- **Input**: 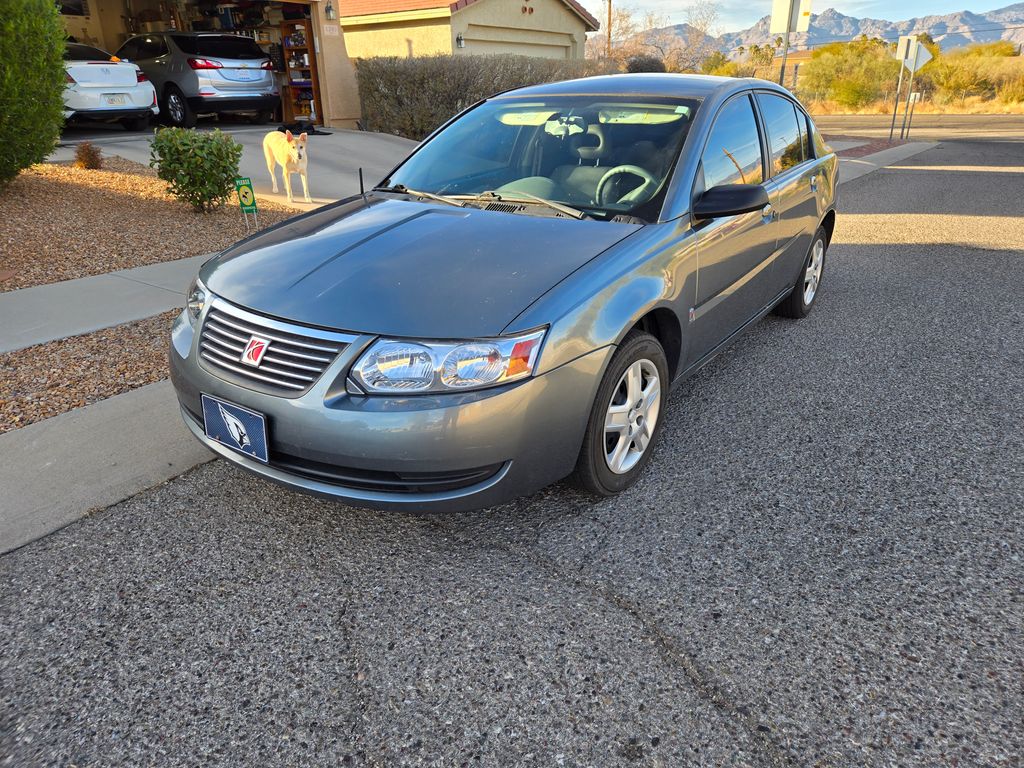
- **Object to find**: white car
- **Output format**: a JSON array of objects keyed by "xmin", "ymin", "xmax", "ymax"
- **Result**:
[{"xmin": 64, "ymin": 42, "xmax": 159, "ymax": 131}]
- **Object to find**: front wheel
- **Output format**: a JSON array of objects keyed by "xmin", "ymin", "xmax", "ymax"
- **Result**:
[
  {"xmin": 571, "ymin": 331, "xmax": 668, "ymax": 496},
  {"xmin": 774, "ymin": 225, "xmax": 827, "ymax": 319}
]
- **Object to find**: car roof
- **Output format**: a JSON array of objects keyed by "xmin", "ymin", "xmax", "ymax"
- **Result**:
[{"xmin": 500, "ymin": 73, "xmax": 790, "ymax": 102}]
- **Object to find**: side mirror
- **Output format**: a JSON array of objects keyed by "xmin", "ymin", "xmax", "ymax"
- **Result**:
[{"xmin": 692, "ymin": 184, "xmax": 770, "ymax": 219}]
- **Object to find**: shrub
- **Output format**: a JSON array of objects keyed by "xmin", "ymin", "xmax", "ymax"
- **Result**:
[
  {"xmin": 0, "ymin": 0, "xmax": 66, "ymax": 188},
  {"xmin": 73, "ymin": 141, "xmax": 102, "ymax": 170},
  {"xmin": 626, "ymin": 54, "xmax": 666, "ymax": 73},
  {"xmin": 149, "ymin": 128, "xmax": 243, "ymax": 212},
  {"xmin": 797, "ymin": 37, "xmax": 899, "ymax": 107},
  {"xmin": 355, "ymin": 54, "xmax": 615, "ymax": 140}
]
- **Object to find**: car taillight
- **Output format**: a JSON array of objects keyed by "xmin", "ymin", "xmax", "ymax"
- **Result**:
[
  {"xmin": 260, "ymin": 60, "xmax": 273, "ymax": 70},
  {"xmin": 187, "ymin": 58, "xmax": 222, "ymax": 70},
  {"xmin": 137, "ymin": 70, "xmax": 148, "ymax": 82},
  {"xmin": 65, "ymin": 72, "xmax": 76, "ymax": 84}
]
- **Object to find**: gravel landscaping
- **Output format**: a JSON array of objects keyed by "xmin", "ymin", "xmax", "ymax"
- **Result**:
[
  {"xmin": 0, "ymin": 157, "xmax": 297, "ymax": 292},
  {"xmin": 0, "ymin": 310, "xmax": 177, "ymax": 433}
]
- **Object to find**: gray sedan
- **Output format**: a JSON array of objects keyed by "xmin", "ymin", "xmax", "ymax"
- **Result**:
[{"xmin": 170, "ymin": 74, "xmax": 838, "ymax": 511}]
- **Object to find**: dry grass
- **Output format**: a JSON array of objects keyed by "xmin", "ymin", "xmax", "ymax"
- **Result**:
[
  {"xmin": 806, "ymin": 97, "xmax": 1024, "ymax": 116},
  {"xmin": 0, "ymin": 157, "xmax": 297, "ymax": 292},
  {"xmin": 0, "ymin": 310, "xmax": 178, "ymax": 433}
]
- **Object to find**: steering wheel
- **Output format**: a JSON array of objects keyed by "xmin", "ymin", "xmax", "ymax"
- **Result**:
[{"xmin": 595, "ymin": 165, "xmax": 658, "ymax": 206}]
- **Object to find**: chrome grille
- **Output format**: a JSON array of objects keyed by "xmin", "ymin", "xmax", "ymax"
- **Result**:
[{"xmin": 198, "ymin": 301, "xmax": 353, "ymax": 397}]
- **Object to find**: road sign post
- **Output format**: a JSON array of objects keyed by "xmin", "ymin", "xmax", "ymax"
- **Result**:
[
  {"xmin": 899, "ymin": 44, "xmax": 932, "ymax": 140},
  {"xmin": 234, "ymin": 177, "xmax": 259, "ymax": 232},
  {"xmin": 771, "ymin": 0, "xmax": 811, "ymax": 86}
]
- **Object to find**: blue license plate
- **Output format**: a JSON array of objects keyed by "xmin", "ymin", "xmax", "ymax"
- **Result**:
[{"xmin": 201, "ymin": 394, "xmax": 269, "ymax": 463}]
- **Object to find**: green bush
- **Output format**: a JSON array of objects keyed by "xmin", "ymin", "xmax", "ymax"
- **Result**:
[
  {"xmin": 0, "ymin": 0, "xmax": 66, "ymax": 187},
  {"xmin": 798, "ymin": 37, "xmax": 899, "ymax": 107},
  {"xmin": 149, "ymin": 128, "xmax": 243, "ymax": 212},
  {"xmin": 355, "ymin": 54, "xmax": 615, "ymax": 140}
]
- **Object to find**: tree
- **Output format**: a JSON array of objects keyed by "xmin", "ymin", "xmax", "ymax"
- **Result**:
[
  {"xmin": 587, "ymin": 1, "xmax": 720, "ymax": 73},
  {"xmin": 0, "ymin": 0, "xmax": 66, "ymax": 187},
  {"xmin": 627, "ymin": 54, "xmax": 666, "ymax": 73}
]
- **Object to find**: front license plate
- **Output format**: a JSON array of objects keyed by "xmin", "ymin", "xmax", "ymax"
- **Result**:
[
  {"xmin": 201, "ymin": 394, "xmax": 269, "ymax": 463},
  {"xmin": 103, "ymin": 93, "xmax": 127, "ymax": 106}
]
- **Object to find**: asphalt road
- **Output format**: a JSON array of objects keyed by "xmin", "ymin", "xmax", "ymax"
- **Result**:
[
  {"xmin": 3, "ymin": 140, "xmax": 1022, "ymax": 767},
  {"xmin": 814, "ymin": 113, "xmax": 1024, "ymax": 141}
]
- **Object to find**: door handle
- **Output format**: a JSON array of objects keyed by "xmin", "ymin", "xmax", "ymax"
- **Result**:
[
  {"xmin": 761, "ymin": 203, "xmax": 774, "ymax": 220},
  {"xmin": 810, "ymin": 174, "xmax": 818, "ymax": 191}
]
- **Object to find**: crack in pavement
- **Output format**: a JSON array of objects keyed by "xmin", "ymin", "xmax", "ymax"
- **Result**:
[{"xmin": 422, "ymin": 515, "xmax": 798, "ymax": 768}]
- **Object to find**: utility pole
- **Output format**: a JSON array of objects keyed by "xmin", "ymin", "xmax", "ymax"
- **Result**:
[
  {"xmin": 606, "ymin": 0, "xmax": 612, "ymax": 60},
  {"xmin": 778, "ymin": 26, "xmax": 791, "ymax": 85}
]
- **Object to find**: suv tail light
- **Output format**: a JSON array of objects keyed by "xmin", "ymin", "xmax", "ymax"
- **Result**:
[
  {"xmin": 260, "ymin": 60, "xmax": 274, "ymax": 70},
  {"xmin": 187, "ymin": 58, "xmax": 222, "ymax": 70},
  {"xmin": 136, "ymin": 70, "xmax": 148, "ymax": 82},
  {"xmin": 65, "ymin": 72, "xmax": 76, "ymax": 84}
]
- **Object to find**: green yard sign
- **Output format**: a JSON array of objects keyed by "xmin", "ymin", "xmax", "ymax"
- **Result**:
[{"xmin": 235, "ymin": 177, "xmax": 257, "ymax": 213}]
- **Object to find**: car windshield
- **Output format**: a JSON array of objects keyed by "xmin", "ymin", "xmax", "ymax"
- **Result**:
[
  {"xmin": 65, "ymin": 43, "xmax": 112, "ymax": 60},
  {"xmin": 172, "ymin": 35, "xmax": 265, "ymax": 59},
  {"xmin": 384, "ymin": 95, "xmax": 703, "ymax": 221}
]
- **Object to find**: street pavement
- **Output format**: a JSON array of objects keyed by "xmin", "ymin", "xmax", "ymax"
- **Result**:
[
  {"xmin": 814, "ymin": 113, "xmax": 1024, "ymax": 142},
  {"xmin": 3, "ymin": 140, "xmax": 1021, "ymax": 766}
]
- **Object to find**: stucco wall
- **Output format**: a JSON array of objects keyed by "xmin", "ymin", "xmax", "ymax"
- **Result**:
[
  {"xmin": 341, "ymin": 17, "xmax": 453, "ymax": 59},
  {"xmin": 450, "ymin": 0, "xmax": 587, "ymax": 59}
]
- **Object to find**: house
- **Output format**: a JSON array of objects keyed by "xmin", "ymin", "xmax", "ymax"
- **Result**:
[{"xmin": 339, "ymin": 0, "xmax": 599, "ymax": 59}]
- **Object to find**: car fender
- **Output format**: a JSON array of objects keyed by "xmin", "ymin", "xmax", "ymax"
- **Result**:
[{"xmin": 505, "ymin": 221, "xmax": 699, "ymax": 379}]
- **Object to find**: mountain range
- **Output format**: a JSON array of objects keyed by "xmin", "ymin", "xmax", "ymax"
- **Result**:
[{"xmin": 652, "ymin": 3, "xmax": 1024, "ymax": 53}]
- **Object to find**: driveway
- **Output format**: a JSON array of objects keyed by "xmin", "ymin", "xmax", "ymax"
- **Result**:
[
  {"xmin": 55, "ymin": 121, "xmax": 416, "ymax": 208},
  {"xmin": 5, "ymin": 140, "xmax": 1021, "ymax": 766}
]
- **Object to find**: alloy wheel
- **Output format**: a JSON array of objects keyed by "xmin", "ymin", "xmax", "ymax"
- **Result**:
[
  {"xmin": 604, "ymin": 358, "xmax": 661, "ymax": 475},
  {"xmin": 804, "ymin": 238, "xmax": 824, "ymax": 305},
  {"xmin": 167, "ymin": 93, "xmax": 185, "ymax": 125}
]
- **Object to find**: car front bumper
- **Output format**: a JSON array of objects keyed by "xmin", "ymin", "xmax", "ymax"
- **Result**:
[{"xmin": 169, "ymin": 310, "xmax": 611, "ymax": 512}]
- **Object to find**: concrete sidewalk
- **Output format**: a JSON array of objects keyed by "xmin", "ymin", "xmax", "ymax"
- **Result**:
[
  {"xmin": 0, "ymin": 380, "xmax": 211, "ymax": 554},
  {"xmin": 0, "ymin": 254, "xmax": 208, "ymax": 354}
]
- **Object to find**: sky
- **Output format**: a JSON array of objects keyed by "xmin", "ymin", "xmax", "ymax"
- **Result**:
[{"xmin": 577, "ymin": 1, "xmax": 1007, "ymax": 33}]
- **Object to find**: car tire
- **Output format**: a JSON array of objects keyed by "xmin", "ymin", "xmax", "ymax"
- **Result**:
[
  {"xmin": 120, "ymin": 115, "xmax": 150, "ymax": 132},
  {"xmin": 252, "ymin": 110, "xmax": 275, "ymax": 124},
  {"xmin": 571, "ymin": 330, "xmax": 669, "ymax": 497},
  {"xmin": 774, "ymin": 225, "xmax": 827, "ymax": 319},
  {"xmin": 164, "ymin": 86, "xmax": 196, "ymax": 128}
]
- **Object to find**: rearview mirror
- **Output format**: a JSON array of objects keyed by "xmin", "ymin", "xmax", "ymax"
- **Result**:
[{"xmin": 693, "ymin": 184, "xmax": 769, "ymax": 219}]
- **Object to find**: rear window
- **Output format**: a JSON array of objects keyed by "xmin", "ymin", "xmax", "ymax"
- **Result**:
[
  {"xmin": 171, "ymin": 35, "xmax": 265, "ymax": 60},
  {"xmin": 65, "ymin": 43, "xmax": 112, "ymax": 61}
]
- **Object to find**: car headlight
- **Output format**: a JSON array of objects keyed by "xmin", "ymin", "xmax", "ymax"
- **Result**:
[
  {"xmin": 351, "ymin": 329, "xmax": 546, "ymax": 394},
  {"xmin": 186, "ymin": 277, "xmax": 208, "ymax": 326}
]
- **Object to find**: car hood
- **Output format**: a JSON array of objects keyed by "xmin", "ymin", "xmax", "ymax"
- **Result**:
[{"xmin": 201, "ymin": 197, "xmax": 641, "ymax": 338}]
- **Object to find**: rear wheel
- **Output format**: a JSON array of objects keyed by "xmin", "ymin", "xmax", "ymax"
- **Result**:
[
  {"xmin": 774, "ymin": 225, "xmax": 827, "ymax": 319},
  {"xmin": 252, "ymin": 110, "xmax": 275, "ymax": 124},
  {"xmin": 571, "ymin": 331, "xmax": 668, "ymax": 496},
  {"xmin": 120, "ymin": 115, "xmax": 150, "ymax": 132},
  {"xmin": 164, "ymin": 86, "xmax": 196, "ymax": 128}
]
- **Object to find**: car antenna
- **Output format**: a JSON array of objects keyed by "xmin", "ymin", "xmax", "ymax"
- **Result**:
[{"xmin": 358, "ymin": 168, "xmax": 365, "ymax": 198}]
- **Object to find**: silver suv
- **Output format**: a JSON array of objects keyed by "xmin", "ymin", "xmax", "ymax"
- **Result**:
[{"xmin": 116, "ymin": 33, "xmax": 279, "ymax": 127}]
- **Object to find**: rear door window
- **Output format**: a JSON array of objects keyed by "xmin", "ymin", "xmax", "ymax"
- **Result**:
[
  {"xmin": 699, "ymin": 94, "xmax": 764, "ymax": 190},
  {"xmin": 135, "ymin": 35, "xmax": 167, "ymax": 59},
  {"xmin": 756, "ymin": 93, "xmax": 804, "ymax": 175},
  {"xmin": 172, "ymin": 35, "xmax": 265, "ymax": 60}
]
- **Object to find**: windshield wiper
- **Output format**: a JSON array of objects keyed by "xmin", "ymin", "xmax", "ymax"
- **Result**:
[
  {"xmin": 454, "ymin": 190, "xmax": 593, "ymax": 220},
  {"xmin": 373, "ymin": 184, "xmax": 464, "ymax": 208}
]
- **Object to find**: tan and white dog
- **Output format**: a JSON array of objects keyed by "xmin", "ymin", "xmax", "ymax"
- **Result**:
[{"xmin": 263, "ymin": 129, "xmax": 311, "ymax": 203}]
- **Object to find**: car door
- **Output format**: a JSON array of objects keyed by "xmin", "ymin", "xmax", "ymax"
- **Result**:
[
  {"xmin": 687, "ymin": 92, "xmax": 778, "ymax": 364},
  {"xmin": 754, "ymin": 92, "xmax": 820, "ymax": 297}
]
